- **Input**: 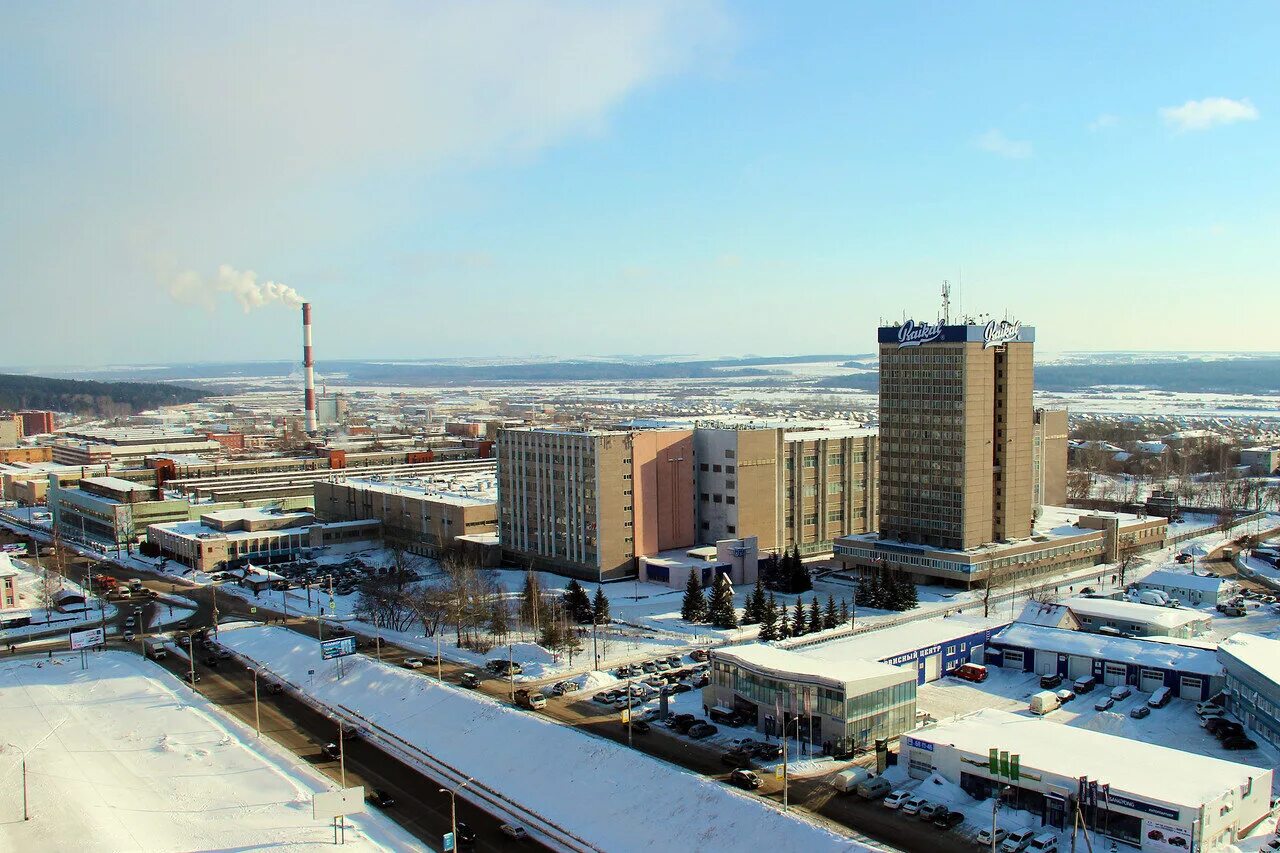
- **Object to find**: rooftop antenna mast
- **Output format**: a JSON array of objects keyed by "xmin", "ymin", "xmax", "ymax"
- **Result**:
[{"xmin": 940, "ymin": 280, "xmax": 951, "ymax": 324}]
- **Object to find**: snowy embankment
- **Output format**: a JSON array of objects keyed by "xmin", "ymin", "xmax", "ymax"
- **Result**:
[
  {"xmin": 0, "ymin": 651, "xmax": 419, "ymax": 852},
  {"xmin": 219, "ymin": 624, "xmax": 873, "ymax": 853}
]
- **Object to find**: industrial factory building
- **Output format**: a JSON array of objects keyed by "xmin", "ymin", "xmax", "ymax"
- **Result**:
[{"xmin": 49, "ymin": 427, "xmax": 225, "ymax": 466}]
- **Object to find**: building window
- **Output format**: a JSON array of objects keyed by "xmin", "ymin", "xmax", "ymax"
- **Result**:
[
  {"xmin": 700, "ymin": 463, "xmax": 709, "ymax": 472},
  {"xmin": 725, "ymin": 479, "xmax": 735, "ymax": 490},
  {"xmin": 725, "ymin": 449, "xmax": 735, "ymax": 459},
  {"xmin": 713, "ymin": 464, "xmax": 722, "ymax": 473},
  {"xmin": 701, "ymin": 493, "xmax": 710, "ymax": 502},
  {"xmin": 725, "ymin": 465, "xmax": 735, "ymax": 474},
  {"xmin": 803, "ymin": 455, "xmax": 818, "ymax": 468},
  {"xmin": 701, "ymin": 521, "xmax": 710, "ymax": 530},
  {"xmin": 726, "ymin": 496, "xmax": 735, "ymax": 505},
  {"xmin": 713, "ymin": 494, "xmax": 723, "ymax": 503},
  {"xmin": 803, "ymin": 513, "xmax": 817, "ymax": 525},
  {"xmin": 727, "ymin": 525, "xmax": 736, "ymax": 534}
]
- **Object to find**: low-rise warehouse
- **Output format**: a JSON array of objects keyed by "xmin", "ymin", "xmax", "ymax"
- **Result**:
[
  {"xmin": 986, "ymin": 623, "xmax": 1223, "ymax": 700},
  {"xmin": 903, "ymin": 709, "xmax": 1272, "ymax": 851},
  {"xmin": 1218, "ymin": 634, "xmax": 1280, "ymax": 753},
  {"xmin": 786, "ymin": 614, "xmax": 1009, "ymax": 684},
  {"xmin": 1135, "ymin": 569, "xmax": 1230, "ymax": 606},
  {"xmin": 705, "ymin": 644, "xmax": 916, "ymax": 755},
  {"xmin": 1058, "ymin": 596, "xmax": 1212, "ymax": 639}
]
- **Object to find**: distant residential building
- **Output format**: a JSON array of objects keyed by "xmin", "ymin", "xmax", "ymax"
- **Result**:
[
  {"xmin": 1032, "ymin": 408, "xmax": 1068, "ymax": 507},
  {"xmin": 0, "ymin": 416, "xmax": 21, "ymax": 447},
  {"xmin": 0, "ymin": 554, "xmax": 18, "ymax": 610},
  {"xmin": 497, "ymin": 427, "xmax": 694, "ymax": 581},
  {"xmin": 1218, "ymin": 634, "xmax": 1280, "ymax": 752},
  {"xmin": 1145, "ymin": 490, "xmax": 1180, "ymax": 520},
  {"xmin": 0, "ymin": 446, "xmax": 52, "ymax": 464},
  {"xmin": 1014, "ymin": 600, "xmax": 1081, "ymax": 630},
  {"xmin": 1240, "ymin": 447, "xmax": 1280, "ymax": 476},
  {"xmin": 1136, "ymin": 569, "xmax": 1229, "ymax": 606},
  {"xmin": 18, "ymin": 411, "xmax": 55, "ymax": 436}
]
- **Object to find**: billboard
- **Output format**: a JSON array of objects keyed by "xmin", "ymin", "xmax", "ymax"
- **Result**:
[
  {"xmin": 313, "ymin": 786, "xmax": 366, "ymax": 819},
  {"xmin": 1142, "ymin": 818, "xmax": 1192, "ymax": 852},
  {"xmin": 320, "ymin": 636, "xmax": 357, "ymax": 660},
  {"xmin": 70, "ymin": 627, "xmax": 105, "ymax": 650}
]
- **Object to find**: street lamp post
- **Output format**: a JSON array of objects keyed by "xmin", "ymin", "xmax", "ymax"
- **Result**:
[
  {"xmin": 991, "ymin": 785, "xmax": 1010, "ymax": 853},
  {"xmin": 249, "ymin": 667, "xmax": 261, "ymax": 736},
  {"xmin": 438, "ymin": 779, "xmax": 471, "ymax": 851}
]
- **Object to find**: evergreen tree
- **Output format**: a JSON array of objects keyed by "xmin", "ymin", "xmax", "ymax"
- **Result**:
[
  {"xmin": 707, "ymin": 574, "xmax": 739, "ymax": 629},
  {"xmin": 742, "ymin": 576, "xmax": 766, "ymax": 625},
  {"xmin": 758, "ymin": 593, "xmax": 779, "ymax": 641},
  {"xmin": 539, "ymin": 614, "xmax": 563, "ymax": 651},
  {"xmin": 777, "ymin": 610, "xmax": 791, "ymax": 640},
  {"xmin": 855, "ymin": 574, "xmax": 875, "ymax": 611},
  {"xmin": 561, "ymin": 622, "xmax": 583, "ymax": 664},
  {"xmin": 791, "ymin": 599, "xmax": 807, "ymax": 635},
  {"xmin": 681, "ymin": 571, "xmax": 707, "ymax": 623},
  {"xmin": 839, "ymin": 597, "xmax": 850, "ymax": 625},
  {"xmin": 790, "ymin": 546, "xmax": 812, "ymax": 593},
  {"xmin": 895, "ymin": 573, "xmax": 919, "ymax": 611},
  {"xmin": 823, "ymin": 595, "xmax": 839, "ymax": 630},
  {"xmin": 562, "ymin": 579, "xmax": 593, "ymax": 623},
  {"xmin": 808, "ymin": 596, "xmax": 823, "ymax": 633},
  {"xmin": 592, "ymin": 585, "xmax": 610, "ymax": 624},
  {"xmin": 519, "ymin": 570, "xmax": 543, "ymax": 631}
]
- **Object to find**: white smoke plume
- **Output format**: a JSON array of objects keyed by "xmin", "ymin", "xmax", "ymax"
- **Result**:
[{"xmin": 169, "ymin": 264, "xmax": 305, "ymax": 313}]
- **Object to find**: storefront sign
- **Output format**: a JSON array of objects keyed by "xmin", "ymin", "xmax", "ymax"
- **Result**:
[
  {"xmin": 897, "ymin": 319, "xmax": 945, "ymax": 348},
  {"xmin": 1109, "ymin": 793, "xmax": 1179, "ymax": 821},
  {"xmin": 905, "ymin": 737, "xmax": 934, "ymax": 752},
  {"xmin": 1141, "ymin": 818, "xmax": 1191, "ymax": 852},
  {"xmin": 983, "ymin": 319, "xmax": 1022, "ymax": 348}
]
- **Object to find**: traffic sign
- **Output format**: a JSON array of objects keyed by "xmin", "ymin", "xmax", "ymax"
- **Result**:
[
  {"xmin": 775, "ymin": 765, "xmax": 784, "ymax": 780},
  {"xmin": 619, "ymin": 708, "xmax": 630, "ymax": 723},
  {"xmin": 320, "ymin": 636, "xmax": 357, "ymax": 660},
  {"xmin": 443, "ymin": 831, "xmax": 455, "ymax": 852},
  {"xmin": 250, "ymin": 607, "xmax": 258, "ymax": 614}
]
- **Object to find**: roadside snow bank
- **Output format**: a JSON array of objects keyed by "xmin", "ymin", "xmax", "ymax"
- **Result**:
[{"xmin": 220, "ymin": 625, "xmax": 871, "ymax": 852}]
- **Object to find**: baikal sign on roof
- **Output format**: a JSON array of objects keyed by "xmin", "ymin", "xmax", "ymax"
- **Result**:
[{"xmin": 879, "ymin": 320, "xmax": 1035, "ymax": 349}]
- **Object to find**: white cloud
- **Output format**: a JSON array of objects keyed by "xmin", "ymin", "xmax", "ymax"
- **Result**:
[
  {"xmin": 1160, "ymin": 97, "xmax": 1259, "ymax": 131},
  {"xmin": 974, "ymin": 129, "xmax": 1032, "ymax": 159},
  {"xmin": 1088, "ymin": 114, "xmax": 1120, "ymax": 131}
]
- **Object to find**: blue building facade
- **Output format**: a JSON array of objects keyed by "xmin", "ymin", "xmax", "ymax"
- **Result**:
[{"xmin": 880, "ymin": 622, "xmax": 1009, "ymax": 685}]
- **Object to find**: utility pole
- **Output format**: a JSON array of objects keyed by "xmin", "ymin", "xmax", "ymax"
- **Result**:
[
  {"xmin": 507, "ymin": 643, "xmax": 514, "ymax": 702},
  {"xmin": 250, "ymin": 668, "xmax": 261, "ymax": 736},
  {"xmin": 626, "ymin": 677, "xmax": 634, "ymax": 748},
  {"xmin": 188, "ymin": 630, "xmax": 196, "ymax": 687},
  {"xmin": 436, "ymin": 631, "xmax": 442, "ymax": 681}
]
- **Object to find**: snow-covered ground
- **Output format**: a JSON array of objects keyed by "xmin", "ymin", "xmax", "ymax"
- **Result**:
[
  {"xmin": 218, "ymin": 624, "xmax": 873, "ymax": 852},
  {"xmin": 0, "ymin": 651, "xmax": 420, "ymax": 852}
]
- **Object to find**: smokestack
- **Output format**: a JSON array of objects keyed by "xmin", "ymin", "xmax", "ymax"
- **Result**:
[{"xmin": 303, "ymin": 302, "xmax": 317, "ymax": 435}]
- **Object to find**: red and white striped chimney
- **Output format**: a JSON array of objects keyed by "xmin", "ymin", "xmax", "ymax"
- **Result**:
[{"xmin": 302, "ymin": 302, "xmax": 317, "ymax": 434}]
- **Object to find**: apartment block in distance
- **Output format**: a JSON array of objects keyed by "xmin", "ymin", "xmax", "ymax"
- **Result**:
[
  {"xmin": 694, "ymin": 425, "xmax": 878, "ymax": 557},
  {"xmin": 497, "ymin": 427, "xmax": 694, "ymax": 582}
]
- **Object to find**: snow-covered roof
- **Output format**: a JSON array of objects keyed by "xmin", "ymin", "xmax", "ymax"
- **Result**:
[
  {"xmin": 1061, "ymin": 596, "xmax": 1210, "ymax": 629},
  {"xmin": 910, "ymin": 709, "xmax": 1268, "ymax": 810},
  {"xmin": 714, "ymin": 643, "xmax": 911, "ymax": 689},
  {"xmin": 0, "ymin": 552, "xmax": 17, "ymax": 578},
  {"xmin": 1016, "ymin": 601, "xmax": 1077, "ymax": 627},
  {"xmin": 1137, "ymin": 570, "xmax": 1222, "ymax": 593},
  {"xmin": 796, "ymin": 616, "xmax": 1008, "ymax": 665},
  {"xmin": 992, "ymin": 624, "xmax": 1223, "ymax": 675},
  {"xmin": 1218, "ymin": 634, "xmax": 1280, "ymax": 686},
  {"xmin": 339, "ymin": 471, "xmax": 497, "ymax": 506}
]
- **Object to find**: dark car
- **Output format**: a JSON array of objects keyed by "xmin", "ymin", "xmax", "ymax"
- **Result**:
[
  {"xmin": 720, "ymin": 749, "xmax": 754, "ymax": 769},
  {"xmin": 690, "ymin": 649, "xmax": 710, "ymax": 662},
  {"xmin": 204, "ymin": 655, "xmax": 219, "ymax": 667},
  {"xmin": 933, "ymin": 810, "xmax": 965, "ymax": 830},
  {"xmin": 456, "ymin": 821, "xmax": 476, "ymax": 848},
  {"xmin": 1223, "ymin": 736, "xmax": 1258, "ymax": 750},
  {"xmin": 186, "ymin": 671, "xmax": 201, "ymax": 684},
  {"xmin": 729, "ymin": 769, "xmax": 762, "ymax": 790},
  {"xmin": 627, "ymin": 720, "xmax": 651, "ymax": 735},
  {"xmin": 688, "ymin": 723, "xmax": 719, "ymax": 739},
  {"xmin": 664, "ymin": 683, "xmax": 693, "ymax": 695},
  {"xmin": 267, "ymin": 682, "xmax": 285, "ymax": 695},
  {"xmin": 751, "ymin": 742, "xmax": 783, "ymax": 760},
  {"xmin": 1212, "ymin": 721, "xmax": 1245, "ymax": 740},
  {"xmin": 1039, "ymin": 673, "xmax": 1063, "ymax": 689},
  {"xmin": 321, "ymin": 742, "xmax": 341, "ymax": 760},
  {"xmin": 918, "ymin": 802, "xmax": 949, "ymax": 821},
  {"xmin": 1129, "ymin": 705, "xmax": 1151, "ymax": 720},
  {"xmin": 670, "ymin": 714, "xmax": 698, "ymax": 733},
  {"xmin": 367, "ymin": 789, "xmax": 395, "ymax": 808},
  {"xmin": 709, "ymin": 707, "xmax": 746, "ymax": 726}
]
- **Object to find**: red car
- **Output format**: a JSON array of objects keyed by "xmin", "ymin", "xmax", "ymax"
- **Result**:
[{"xmin": 952, "ymin": 663, "xmax": 988, "ymax": 683}]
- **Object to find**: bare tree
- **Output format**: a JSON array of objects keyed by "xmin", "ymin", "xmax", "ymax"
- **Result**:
[{"xmin": 352, "ymin": 574, "xmax": 416, "ymax": 632}]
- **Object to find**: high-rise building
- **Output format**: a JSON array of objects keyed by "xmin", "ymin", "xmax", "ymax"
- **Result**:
[
  {"xmin": 18, "ymin": 410, "xmax": 55, "ymax": 436},
  {"xmin": 877, "ymin": 319, "xmax": 1034, "ymax": 550},
  {"xmin": 497, "ymin": 427, "xmax": 694, "ymax": 581}
]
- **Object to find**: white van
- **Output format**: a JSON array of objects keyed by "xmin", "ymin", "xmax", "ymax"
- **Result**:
[
  {"xmin": 829, "ymin": 767, "xmax": 874, "ymax": 794},
  {"xmin": 1138, "ymin": 590, "xmax": 1168, "ymax": 607},
  {"xmin": 1026, "ymin": 831, "xmax": 1059, "ymax": 853},
  {"xmin": 1029, "ymin": 690, "xmax": 1061, "ymax": 715}
]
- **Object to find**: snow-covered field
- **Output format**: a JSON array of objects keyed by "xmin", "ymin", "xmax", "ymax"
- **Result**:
[
  {"xmin": 218, "ymin": 624, "xmax": 872, "ymax": 852},
  {"xmin": 0, "ymin": 651, "xmax": 419, "ymax": 852}
]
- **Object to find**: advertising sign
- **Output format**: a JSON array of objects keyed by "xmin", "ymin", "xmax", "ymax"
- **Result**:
[
  {"xmin": 983, "ymin": 319, "xmax": 1023, "ymax": 349},
  {"xmin": 70, "ymin": 627, "xmax": 105, "ymax": 650},
  {"xmin": 312, "ymin": 787, "xmax": 366, "ymax": 819},
  {"xmin": 1142, "ymin": 818, "xmax": 1191, "ymax": 852},
  {"xmin": 320, "ymin": 636, "xmax": 357, "ymax": 660}
]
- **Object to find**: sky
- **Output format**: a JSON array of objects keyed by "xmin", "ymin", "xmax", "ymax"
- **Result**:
[{"xmin": 2, "ymin": 2, "xmax": 1277, "ymax": 366}]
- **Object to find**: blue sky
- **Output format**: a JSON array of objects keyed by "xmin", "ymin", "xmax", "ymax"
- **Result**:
[{"xmin": 1, "ymin": 2, "xmax": 1276, "ymax": 365}]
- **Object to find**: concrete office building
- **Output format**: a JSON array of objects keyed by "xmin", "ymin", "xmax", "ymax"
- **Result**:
[
  {"xmin": 638, "ymin": 536, "xmax": 759, "ymax": 589},
  {"xmin": 705, "ymin": 644, "xmax": 917, "ymax": 754},
  {"xmin": 497, "ymin": 427, "xmax": 695, "ymax": 581},
  {"xmin": 694, "ymin": 425, "xmax": 878, "ymax": 557},
  {"xmin": 48, "ymin": 475, "xmax": 193, "ymax": 548},
  {"xmin": 878, "ymin": 318, "xmax": 1036, "ymax": 550},
  {"xmin": 1218, "ymin": 634, "xmax": 1280, "ymax": 752},
  {"xmin": 1032, "ymin": 408, "xmax": 1068, "ymax": 507},
  {"xmin": 314, "ymin": 466, "xmax": 498, "ymax": 558},
  {"xmin": 0, "ymin": 415, "xmax": 22, "ymax": 447},
  {"xmin": 904, "ymin": 710, "xmax": 1272, "ymax": 851},
  {"xmin": 148, "ymin": 508, "xmax": 380, "ymax": 573},
  {"xmin": 1240, "ymin": 447, "xmax": 1280, "ymax": 476}
]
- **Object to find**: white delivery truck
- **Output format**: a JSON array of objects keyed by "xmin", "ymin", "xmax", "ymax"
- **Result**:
[
  {"xmin": 829, "ymin": 767, "xmax": 875, "ymax": 794},
  {"xmin": 1029, "ymin": 690, "xmax": 1061, "ymax": 715}
]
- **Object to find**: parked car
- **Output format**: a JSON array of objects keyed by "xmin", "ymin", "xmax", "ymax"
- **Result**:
[
  {"xmin": 1055, "ymin": 689, "xmax": 1075, "ymax": 703},
  {"xmin": 1129, "ymin": 705, "xmax": 1151, "ymax": 719},
  {"xmin": 1196, "ymin": 700, "xmax": 1224, "ymax": 717},
  {"xmin": 729, "ymin": 769, "xmax": 762, "ymax": 790},
  {"xmin": 460, "ymin": 672, "xmax": 480, "ymax": 688},
  {"xmin": 367, "ymin": 789, "xmax": 395, "ymax": 808},
  {"xmin": 666, "ymin": 655, "xmax": 683, "ymax": 667},
  {"xmin": 856, "ymin": 777, "xmax": 894, "ymax": 800},
  {"xmin": 977, "ymin": 827, "xmax": 1009, "ymax": 847},
  {"xmin": 204, "ymin": 655, "xmax": 219, "ymax": 667},
  {"xmin": 1000, "ymin": 829, "xmax": 1039, "ymax": 852},
  {"xmin": 1110, "ymin": 685, "xmax": 1132, "ymax": 701},
  {"xmin": 1026, "ymin": 831, "xmax": 1059, "ymax": 853},
  {"xmin": 641, "ymin": 662, "xmax": 657, "ymax": 673},
  {"xmin": 321, "ymin": 742, "xmax": 341, "ymax": 760},
  {"xmin": 627, "ymin": 720, "xmax": 652, "ymax": 735},
  {"xmin": 918, "ymin": 802, "xmax": 948, "ymax": 821},
  {"xmin": 1039, "ymin": 673, "xmax": 1063, "ymax": 689},
  {"xmin": 1222, "ymin": 736, "xmax": 1258, "ymax": 750},
  {"xmin": 709, "ymin": 707, "xmax": 745, "ymax": 726},
  {"xmin": 900, "ymin": 796, "xmax": 927, "ymax": 815},
  {"xmin": 499, "ymin": 824, "xmax": 528, "ymax": 841},
  {"xmin": 455, "ymin": 822, "xmax": 476, "ymax": 848},
  {"xmin": 688, "ymin": 723, "xmax": 718, "ymax": 739},
  {"xmin": 1093, "ymin": 696, "xmax": 1114, "ymax": 711},
  {"xmin": 751, "ymin": 742, "xmax": 782, "ymax": 760},
  {"xmin": 720, "ymin": 749, "xmax": 753, "ymax": 768},
  {"xmin": 1074, "ymin": 676, "xmax": 1098, "ymax": 694},
  {"xmin": 1148, "ymin": 687, "xmax": 1172, "ymax": 708},
  {"xmin": 552, "ymin": 680, "xmax": 580, "ymax": 696},
  {"xmin": 402, "ymin": 658, "xmax": 425, "ymax": 669},
  {"xmin": 932, "ymin": 810, "xmax": 964, "ymax": 830},
  {"xmin": 953, "ymin": 663, "xmax": 988, "ymax": 683},
  {"xmin": 882, "ymin": 789, "xmax": 912, "ymax": 810},
  {"xmin": 690, "ymin": 649, "xmax": 710, "ymax": 662}
]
